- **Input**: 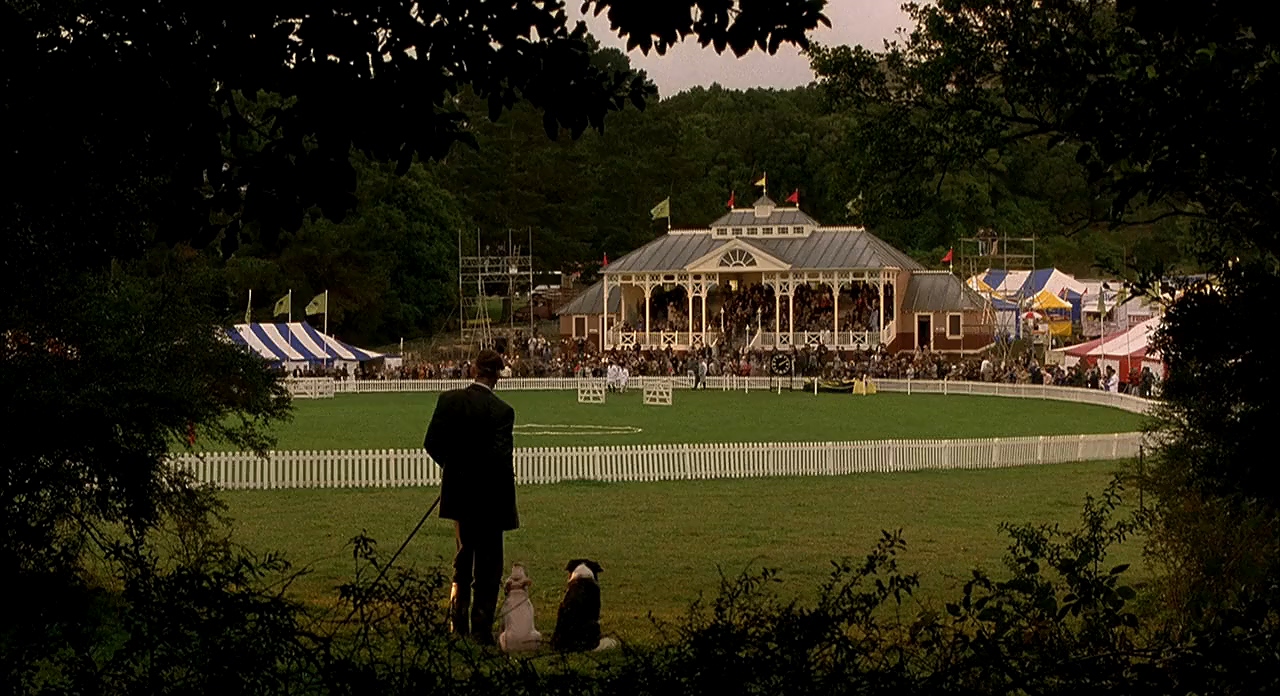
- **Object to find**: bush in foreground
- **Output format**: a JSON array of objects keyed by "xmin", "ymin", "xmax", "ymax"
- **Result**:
[{"xmin": 9, "ymin": 480, "xmax": 1277, "ymax": 695}]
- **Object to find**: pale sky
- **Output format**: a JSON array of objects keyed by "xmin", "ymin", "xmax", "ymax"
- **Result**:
[{"xmin": 578, "ymin": 1, "xmax": 913, "ymax": 96}]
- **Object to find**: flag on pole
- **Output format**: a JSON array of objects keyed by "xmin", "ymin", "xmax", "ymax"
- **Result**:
[
  {"xmin": 305, "ymin": 292, "xmax": 327, "ymax": 316},
  {"xmin": 754, "ymin": 173, "xmax": 767, "ymax": 189},
  {"xmin": 650, "ymin": 197, "xmax": 670, "ymax": 221},
  {"xmin": 726, "ymin": 191, "xmax": 735, "ymax": 209},
  {"xmin": 786, "ymin": 189, "xmax": 800, "ymax": 204},
  {"xmin": 941, "ymin": 248, "xmax": 953, "ymax": 264},
  {"xmin": 602, "ymin": 253, "xmax": 609, "ymax": 268},
  {"xmin": 273, "ymin": 293, "xmax": 290, "ymax": 317}
]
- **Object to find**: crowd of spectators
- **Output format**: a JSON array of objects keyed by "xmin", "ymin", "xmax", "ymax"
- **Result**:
[
  {"xmin": 346, "ymin": 337, "xmax": 1157, "ymax": 397},
  {"xmin": 609, "ymin": 281, "xmax": 893, "ymax": 343}
]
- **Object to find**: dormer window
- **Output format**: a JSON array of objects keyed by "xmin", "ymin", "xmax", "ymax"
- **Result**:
[
  {"xmin": 762, "ymin": 227, "xmax": 773, "ymax": 235},
  {"xmin": 747, "ymin": 227, "xmax": 759, "ymax": 235},
  {"xmin": 793, "ymin": 226, "xmax": 804, "ymax": 235},
  {"xmin": 732, "ymin": 227, "xmax": 744, "ymax": 236}
]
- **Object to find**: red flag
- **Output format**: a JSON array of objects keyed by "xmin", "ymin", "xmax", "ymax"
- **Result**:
[
  {"xmin": 602, "ymin": 253, "xmax": 608, "ymax": 267},
  {"xmin": 786, "ymin": 189, "xmax": 800, "ymax": 204},
  {"xmin": 941, "ymin": 248, "xmax": 954, "ymax": 264},
  {"xmin": 726, "ymin": 191, "xmax": 735, "ymax": 209}
]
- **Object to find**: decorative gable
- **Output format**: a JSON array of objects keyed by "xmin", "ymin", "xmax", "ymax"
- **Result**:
[
  {"xmin": 718, "ymin": 249, "xmax": 758, "ymax": 267},
  {"xmin": 684, "ymin": 238, "xmax": 791, "ymax": 272}
]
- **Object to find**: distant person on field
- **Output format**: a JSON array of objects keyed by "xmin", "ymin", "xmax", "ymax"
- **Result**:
[
  {"xmin": 695, "ymin": 356, "xmax": 707, "ymax": 389},
  {"xmin": 424, "ymin": 349, "xmax": 518, "ymax": 646},
  {"xmin": 1140, "ymin": 366, "xmax": 1155, "ymax": 398}
]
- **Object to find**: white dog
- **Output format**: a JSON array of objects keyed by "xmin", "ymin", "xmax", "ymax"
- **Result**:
[{"xmin": 498, "ymin": 563, "xmax": 541, "ymax": 653}]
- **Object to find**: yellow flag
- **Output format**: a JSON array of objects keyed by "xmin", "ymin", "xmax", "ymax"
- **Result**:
[
  {"xmin": 754, "ymin": 173, "xmax": 766, "ymax": 188},
  {"xmin": 273, "ymin": 293, "xmax": 290, "ymax": 317},
  {"xmin": 305, "ymin": 292, "xmax": 327, "ymax": 316},
  {"xmin": 650, "ymin": 197, "xmax": 670, "ymax": 220}
]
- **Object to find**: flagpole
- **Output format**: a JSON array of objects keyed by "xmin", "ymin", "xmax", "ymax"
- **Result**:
[
  {"xmin": 1099, "ymin": 287, "xmax": 1105, "ymax": 384},
  {"xmin": 246, "ymin": 288, "xmax": 252, "ymax": 324}
]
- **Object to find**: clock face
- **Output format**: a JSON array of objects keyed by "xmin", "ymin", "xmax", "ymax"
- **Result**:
[{"xmin": 771, "ymin": 353, "xmax": 792, "ymax": 375}]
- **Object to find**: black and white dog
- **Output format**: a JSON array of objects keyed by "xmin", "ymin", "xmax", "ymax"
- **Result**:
[{"xmin": 550, "ymin": 559, "xmax": 618, "ymax": 652}]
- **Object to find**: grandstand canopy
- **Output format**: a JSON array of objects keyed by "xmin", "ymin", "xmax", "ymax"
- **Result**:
[
  {"xmin": 228, "ymin": 322, "xmax": 384, "ymax": 364},
  {"xmin": 562, "ymin": 195, "xmax": 995, "ymax": 354}
]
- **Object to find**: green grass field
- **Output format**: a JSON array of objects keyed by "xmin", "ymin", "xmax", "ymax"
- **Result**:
[
  {"xmin": 220, "ymin": 460, "xmax": 1144, "ymax": 640},
  {"xmin": 233, "ymin": 390, "xmax": 1145, "ymax": 451}
]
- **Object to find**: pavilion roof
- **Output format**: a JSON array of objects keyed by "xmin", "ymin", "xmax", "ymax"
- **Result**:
[
  {"xmin": 556, "ymin": 280, "xmax": 622, "ymax": 316},
  {"xmin": 901, "ymin": 271, "xmax": 989, "ymax": 313},
  {"xmin": 604, "ymin": 227, "xmax": 925, "ymax": 274}
]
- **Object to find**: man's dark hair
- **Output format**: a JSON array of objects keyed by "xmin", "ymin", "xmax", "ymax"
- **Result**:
[{"xmin": 475, "ymin": 349, "xmax": 504, "ymax": 379}]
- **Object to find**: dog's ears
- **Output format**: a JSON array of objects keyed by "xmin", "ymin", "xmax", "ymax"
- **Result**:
[{"xmin": 565, "ymin": 558, "xmax": 603, "ymax": 575}]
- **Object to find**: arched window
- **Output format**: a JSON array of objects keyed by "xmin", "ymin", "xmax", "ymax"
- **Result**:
[{"xmin": 718, "ymin": 249, "xmax": 758, "ymax": 267}]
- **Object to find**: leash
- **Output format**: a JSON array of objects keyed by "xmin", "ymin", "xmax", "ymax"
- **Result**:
[{"xmin": 338, "ymin": 494, "xmax": 440, "ymax": 627}]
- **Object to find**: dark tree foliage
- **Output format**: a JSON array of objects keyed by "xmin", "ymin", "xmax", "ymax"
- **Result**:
[
  {"xmin": 810, "ymin": 0, "xmax": 1280, "ymax": 623},
  {"xmin": 2, "ymin": 1, "xmax": 831, "ymax": 691}
]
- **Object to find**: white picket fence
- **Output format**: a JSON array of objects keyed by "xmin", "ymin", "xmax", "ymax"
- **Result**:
[
  {"xmin": 175, "ymin": 432, "xmax": 1144, "ymax": 491},
  {"xmin": 322, "ymin": 377, "xmax": 1155, "ymax": 415},
  {"xmin": 284, "ymin": 377, "xmax": 337, "ymax": 399}
]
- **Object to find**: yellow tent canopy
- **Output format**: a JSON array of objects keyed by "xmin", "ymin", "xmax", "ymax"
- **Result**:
[
  {"xmin": 1030, "ymin": 289, "xmax": 1073, "ymax": 310},
  {"xmin": 966, "ymin": 275, "xmax": 995, "ymax": 293},
  {"xmin": 1028, "ymin": 289, "xmax": 1073, "ymax": 336}
]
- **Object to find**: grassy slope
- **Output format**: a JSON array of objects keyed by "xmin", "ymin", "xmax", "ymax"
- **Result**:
[
  {"xmin": 220, "ymin": 460, "xmax": 1143, "ymax": 640},
  {"xmin": 229, "ymin": 390, "xmax": 1145, "ymax": 451}
]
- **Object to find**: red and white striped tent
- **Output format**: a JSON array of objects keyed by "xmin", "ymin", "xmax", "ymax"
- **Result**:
[
  {"xmin": 1063, "ymin": 315, "xmax": 1165, "ymax": 382},
  {"xmin": 1064, "ymin": 318, "xmax": 1167, "ymax": 383}
]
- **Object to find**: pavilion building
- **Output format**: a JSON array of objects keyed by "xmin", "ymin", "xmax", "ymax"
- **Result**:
[{"xmin": 557, "ymin": 196, "xmax": 992, "ymax": 353}]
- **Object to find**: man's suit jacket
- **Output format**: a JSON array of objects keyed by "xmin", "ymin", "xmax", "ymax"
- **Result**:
[{"xmin": 424, "ymin": 383, "xmax": 518, "ymax": 530}]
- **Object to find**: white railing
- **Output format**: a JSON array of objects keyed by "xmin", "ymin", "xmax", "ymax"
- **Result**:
[
  {"xmin": 175, "ymin": 432, "xmax": 1145, "ymax": 490},
  {"xmin": 284, "ymin": 378, "xmax": 336, "ymax": 399},
  {"xmin": 757, "ymin": 331, "xmax": 875, "ymax": 350},
  {"xmin": 874, "ymin": 379, "xmax": 1154, "ymax": 415},
  {"xmin": 327, "ymin": 377, "xmax": 1156, "ymax": 415}
]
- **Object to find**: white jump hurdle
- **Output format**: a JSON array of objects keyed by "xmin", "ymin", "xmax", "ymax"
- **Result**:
[
  {"xmin": 577, "ymin": 380, "xmax": 606, "ymax": 404},
  {"xmin": 643, "ymin": 380, "xmax": 673, "ymax": 406}
]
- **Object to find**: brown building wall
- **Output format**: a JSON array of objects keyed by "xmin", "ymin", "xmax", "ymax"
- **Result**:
[{"xmin": 897, "ymin": 309, "xmax": 992, "ymax": 353}]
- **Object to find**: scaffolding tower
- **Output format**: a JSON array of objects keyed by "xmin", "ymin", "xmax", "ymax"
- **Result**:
[
  {"xmin": 957, "ymin": 230, "xmax": 1037, "ymax": 354},
  {"xmin": 458, "ymin": 229, "xmax": 534, "ymax": 356}
]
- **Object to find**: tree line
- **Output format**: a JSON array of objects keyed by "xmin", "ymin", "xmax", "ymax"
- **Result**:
[
  {"xmin": 5, "ymin": 0, "xmax": 1277, "ymax": 693},
  {"xmin": 229, "ymin": 43, "xmax": 1199, "ymax": 348}
]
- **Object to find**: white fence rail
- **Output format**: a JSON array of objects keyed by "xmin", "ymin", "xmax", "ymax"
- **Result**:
[
  {"xmin": 284, "ymin": 378, "xmax": 336, "ymax": 399},
  {"xmin": 326, "ymin": 377, "xmax": 1154, "ymax": 415},
  {"xmin": 176, "ymin": 432, "xmax": 1145, "ymax": 491}
]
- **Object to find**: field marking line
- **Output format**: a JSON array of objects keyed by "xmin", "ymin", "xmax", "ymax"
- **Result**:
[{"xmin": 514, "ymin": 423, "xmax": 643, "ymax": 436}]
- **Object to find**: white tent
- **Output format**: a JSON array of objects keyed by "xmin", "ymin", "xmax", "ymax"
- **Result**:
[
  {"xmin": 227, "ymin": 322, "xmax": 385, "ymax": 371},
  {"xmin": 1063, "ymin": 315, "xmax": 1165, "ymax": 380}
]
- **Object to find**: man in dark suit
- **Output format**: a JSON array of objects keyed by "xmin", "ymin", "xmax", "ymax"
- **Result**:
[{"xmin": 424, "ymin": 349, "xmax": 518, "ymax": 645}]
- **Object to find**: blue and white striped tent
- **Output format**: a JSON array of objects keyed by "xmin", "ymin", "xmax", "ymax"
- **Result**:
[{"xmin": 228, "ymin": 323, "xmax": 384, "ymax": 364}]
